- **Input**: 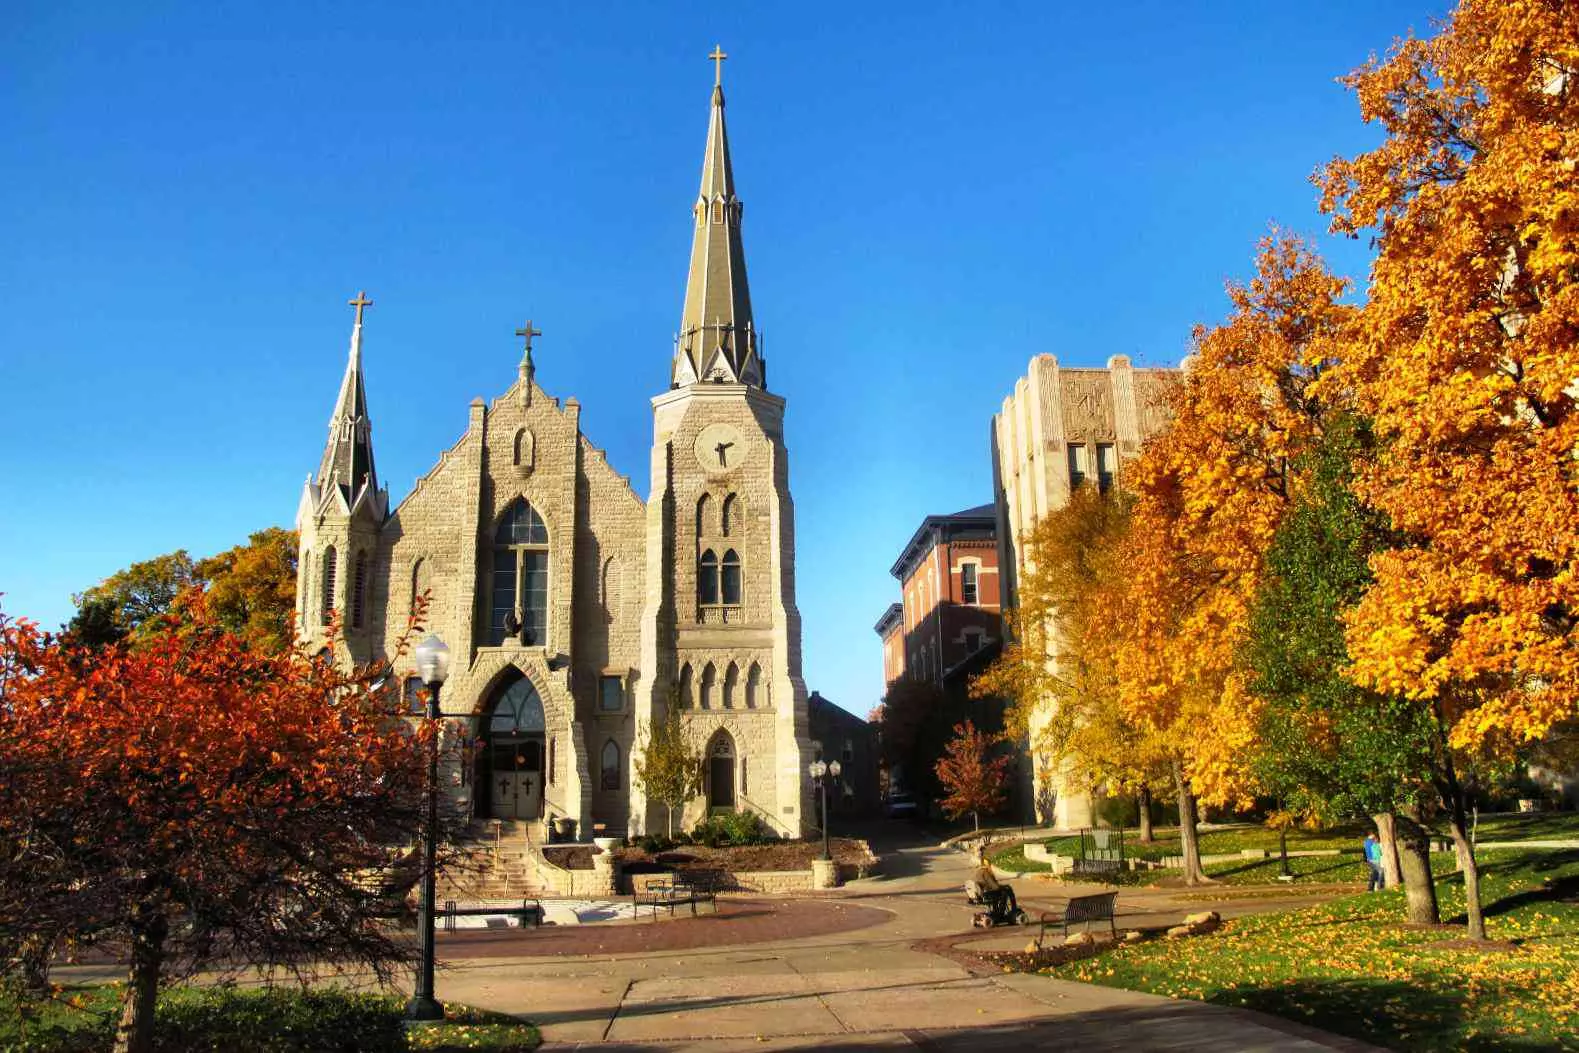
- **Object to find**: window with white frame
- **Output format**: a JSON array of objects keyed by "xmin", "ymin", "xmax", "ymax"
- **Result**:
[
  {"xmin": 1067, "ymin": 444, "xmax": 1087, "ymax": 489},
  {"xmin": 960, "ymin": 562, "xmax": 979, "ymax": 605}
]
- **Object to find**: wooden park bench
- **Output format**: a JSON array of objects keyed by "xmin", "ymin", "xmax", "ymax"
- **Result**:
[
  {"xmin": 1037, "ymin": 890, "xmax": 1119, "ymax": 947},
  {"xmin": 440, "ymin": 898, "xmax": 543, "ymax": 932}
]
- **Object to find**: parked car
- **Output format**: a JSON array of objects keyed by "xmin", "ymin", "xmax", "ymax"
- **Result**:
[{"xmin": 886, "ymin": 792, "xmax": 918, "ymax": 819}]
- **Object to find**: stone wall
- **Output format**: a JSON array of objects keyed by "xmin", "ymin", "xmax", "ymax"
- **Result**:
[{"xmin": 625, "ymin": 868, "xmax": 813, "ymax": 895}]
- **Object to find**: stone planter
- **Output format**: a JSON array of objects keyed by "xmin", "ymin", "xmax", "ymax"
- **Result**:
[
  {"xmin": 593, "ymin": 836, "xmax": 621, "ymax": 853},
  {"xmin": 811, "ymin": 858, "xmax": 841, "ymax": 890}
]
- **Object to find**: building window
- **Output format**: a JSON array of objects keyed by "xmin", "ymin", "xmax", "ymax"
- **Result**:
[
  {"xmin": 698, "ymin": 550, "xmax": 719, "ymax": 605},
  {"xmin": 351, "ymin": 551, "xmax": 367, "ymax": 628},
  {"xmin": 601, "ymin": 740, "xmax": 620, "ymax": 790},
  {"xmin": 320, "ymin": 547, "xmax": 337, "ymax": 626},
  {"xmin": 961, "ymin": 562, "xmax": 978, "ymax": 605},
  {"xmin": 723, "ymin": 662, "xmax": 739, "ymax": 709},
  {"xmin": 679, "ymin": 663, "xmax": 694, "ymax": 708},
  {"xmin": 1067, "ymin": 444, "xmax": 1087, "ymax": 489},
  {"xmin": 1096, "ymin": 443, "xmax": 1116, "ymax": 494},
  {"xmin": 965, "ymin": 628, "xmax": 987, "ymax": 653},
  {"xmin": 721, "ymin": 549, "xmax": 741, "ymax": 605},
  {"xmin": 721, "ymin": 493, "xmax": 737, "ymax": 536},
  {"xmin": 696, "ymin": 493, "xmax": 712, "ymax": 537},
  {"xmin": 599, "ymin": 675, "xmax": 623, "ymax": 712},
  {"xmin": 745, "ymin": 662, "xmax": 762, "ymax": 708},
  {"xmin": 403, "ymin": 675, "xmax": 425, "ymax": 714},
  {"xmin": 843, "ymin": 738, "xmax": 854, "ymax": 765},
  {"xmin": 488, "ymin": 499, "xmax": 549, "ymax": 646}
]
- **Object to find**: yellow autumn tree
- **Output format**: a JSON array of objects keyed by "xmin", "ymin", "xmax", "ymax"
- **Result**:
[
  {"xmin": 973, "ymin": 488, "xmax": 1170, "ymax": 838},
  {"xmin": 1318, "ymin": 0, "xmax": 1579, "ymax": 938},
  {"xmin": 1099, "ymin": 234, "xmax": 1355, "ymax": 882}
]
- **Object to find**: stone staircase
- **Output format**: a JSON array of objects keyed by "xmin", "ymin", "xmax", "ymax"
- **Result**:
[{"xmin": 438, "ymin": 820, "xmax": 545, "ymax": 902}]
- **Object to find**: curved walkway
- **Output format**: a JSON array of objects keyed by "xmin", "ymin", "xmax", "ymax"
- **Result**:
[{"xmin": 425, "ymin": 824, "xmax": 1380, "ymax": 1051}]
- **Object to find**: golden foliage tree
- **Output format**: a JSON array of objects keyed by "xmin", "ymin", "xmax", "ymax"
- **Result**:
[
  {"xmin": 1098, "ymin": 234, "xmax": 1354, "ymax": 882},
  {"xmin": 1318, "ymin": 0, "xmax": 1579, "ymax": 939}
]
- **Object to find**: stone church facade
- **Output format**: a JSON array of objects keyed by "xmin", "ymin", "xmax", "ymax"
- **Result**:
[{"xmin": 294, "ymin": 64, "xmax": 813, "ymax": 838}]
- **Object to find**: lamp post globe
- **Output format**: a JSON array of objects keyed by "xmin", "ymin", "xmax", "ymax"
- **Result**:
[{"xmin": 407, "ymin": 633, "xmax": 448, "ymax": 1022}]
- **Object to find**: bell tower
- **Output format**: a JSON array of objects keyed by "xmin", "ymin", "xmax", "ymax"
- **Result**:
[{"xmin": 634, "ymin": 50, "xmax": 812, "ymax": 837}]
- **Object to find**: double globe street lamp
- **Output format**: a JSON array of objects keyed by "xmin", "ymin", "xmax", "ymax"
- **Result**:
[
  {"xmin": 407, "ymin": 633, "xmax": 452, "ymax": 1023},
  {"xmin": 808, "ymin": 759, "xmax": 842, "ymax": 861}
]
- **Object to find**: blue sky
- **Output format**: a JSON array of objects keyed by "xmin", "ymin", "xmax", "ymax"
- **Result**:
[{"xmin": 1, "ymin": 1, "xmax": 1447, "ymax": 715}]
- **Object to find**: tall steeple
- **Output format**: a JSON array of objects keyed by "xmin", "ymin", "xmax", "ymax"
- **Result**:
[
  {"xmin": 674, "ymin": 46, "xmax": 764, "ymax": 390},
  {"xmin": 315, "ymin": 291, "xmax": 383, "ymax": 515}
]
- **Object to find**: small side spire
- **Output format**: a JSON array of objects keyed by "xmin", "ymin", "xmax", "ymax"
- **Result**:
[
  {"xmin": 315, "ymin": 291, "xmax": 382, "ymax": 515},
  {"xmin": 674, "ymin": 45, "xmax": 764, "ymax": 389}
]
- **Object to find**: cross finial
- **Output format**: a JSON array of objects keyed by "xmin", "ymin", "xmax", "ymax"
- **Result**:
[
  {"xmin": 514, "ymin": 320, "xmax": 542, "ymax": 354},
  {"xmin": 709, "ymin": 45, "xmax": 727, "ymax": 87},
  {"xmin": 348, "ymin": 290, "xmax": 373, "ymax": 327}
]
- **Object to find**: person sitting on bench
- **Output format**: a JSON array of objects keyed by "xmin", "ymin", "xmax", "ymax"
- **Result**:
[{"xmin": 971, "ymin": 847, "xmax": 1019, "ymax": 922}]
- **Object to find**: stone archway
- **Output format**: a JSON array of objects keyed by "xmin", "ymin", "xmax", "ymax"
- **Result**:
[{"xmin": 706, "ymin": 729, "xmax": 737, "ymax": 812}]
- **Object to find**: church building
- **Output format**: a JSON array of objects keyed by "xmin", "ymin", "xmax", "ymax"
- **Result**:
[{"xmin": 294, "ymin": 56, "xmax": 813, "ymax": 839}]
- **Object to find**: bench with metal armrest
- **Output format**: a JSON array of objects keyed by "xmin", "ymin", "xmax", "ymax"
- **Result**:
[
  {"xmin": 439, "ymin": 898, "xmax": 543, "ymax": 932},
  {"xmin": 1036, "ymin": 890, "xmax": 1118, "ymax": 947}
]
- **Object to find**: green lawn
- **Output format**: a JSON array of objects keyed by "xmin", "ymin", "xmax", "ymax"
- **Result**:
[
  {"xmin": 1046, "ymin": 848, "xmax": 1579, "ymax": 1052},
  {"xmin": 991, "ymin": 824, "xmax": 1369, "ymax": 883},
  {"xmin": 1450, "ymin": 810, "xmax": 1579, "ymax": 843},
  {"xmin": 0, "ymin": 985, "xmax": 540, "ymax": 1052}
]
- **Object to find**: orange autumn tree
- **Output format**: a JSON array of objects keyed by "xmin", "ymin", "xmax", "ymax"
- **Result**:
[
  {"xmin": 1100, "ymin": 234, "xmax": 1354, "ymax": 883},
  {"xmin": 1317, "ymin": 0, "xmax": 1579, "ymax": 939},
  {"xmin": 0, "ymin": 597, "xmax": 439, "ymax": 1053},
  {"xmin": 935, "ymin": 720, "xmax": 1011, "ymax": 832}
]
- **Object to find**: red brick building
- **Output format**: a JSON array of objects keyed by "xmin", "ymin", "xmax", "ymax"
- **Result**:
[{"xmin": 877, "ymin": 504, "xmax": 1003, "ymax": 688}]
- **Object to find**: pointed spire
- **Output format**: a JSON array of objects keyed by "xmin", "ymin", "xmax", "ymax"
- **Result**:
[
  {"xmin": 675, "ymin": 46, "xmax": 764, "ymax": 389},
  {"xmin": 316, "ymin": 291, "xmax": 381, "ymax": 513}
]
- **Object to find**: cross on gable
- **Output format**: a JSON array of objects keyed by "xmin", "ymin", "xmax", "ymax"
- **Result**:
[{"xmin": 348, "ymin": 290, "xmax": 373, "ymax": 326}]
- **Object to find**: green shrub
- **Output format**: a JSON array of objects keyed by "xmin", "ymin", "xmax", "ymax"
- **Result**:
[{"xmin": 690, "ymin": 811, "xmax": 775, "ymax": 848}]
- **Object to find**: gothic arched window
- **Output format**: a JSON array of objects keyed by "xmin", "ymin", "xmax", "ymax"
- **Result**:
[
  {"xmin": 721, "ymin": 550, "xmax": 741, "ymax": 606},
  {"xmin": 320, "ymin": 546, "xmax": 338, "ymax": 626},
  {"xmin": 601, "ymin": 740, "xmax": 620, "ymax": 790},
  {"xmin": 723, "ymin": 662, "xmax": 739, "ymax": 709},
  {"xmin": 678, "ymin": 663, "xmax": 694, "ymax": 708},
  {"xmin": 700, "ymin": 663, "xmax": 716, "ymax": 710},
  {"xmin": 721, "ymin": 494, "xmax": 737, "ymax": 536},
  {"xmin": 745, "ymin": 662, "xmax": 762, "ymax": 709},
  {"xmin": 489, "ymin": 499, "xmax": 549, "ymax": 646},
  {"xmin": 698, "ymin": 550, "xmax": 719, "ymax": 606},
  {"xmin": 351, "ymin": 550, "xmax": 367, "ymax": 629}
]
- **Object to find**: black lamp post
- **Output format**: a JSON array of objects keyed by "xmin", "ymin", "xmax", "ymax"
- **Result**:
[
  {"xmin": 407, "ymin": 633, "xmax": 451, "ymax": 1023},
  {"xmin": 809, "ymin": 759, "xmax": 842, "ymax": 861}
]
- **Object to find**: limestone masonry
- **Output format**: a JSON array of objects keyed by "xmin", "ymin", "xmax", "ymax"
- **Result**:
[{"xmin": 294, "ymin": 64, "xmax": 812, "ymax": 838}]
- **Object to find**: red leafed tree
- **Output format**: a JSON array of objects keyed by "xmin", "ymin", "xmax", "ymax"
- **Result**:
[
  {"xmin": 934, "ymin": 721, "xmax": 1011, "ymax": 832},
  {"xmin": 0, "ymin": 595, "xmax": 440, "ymax": 1053}
]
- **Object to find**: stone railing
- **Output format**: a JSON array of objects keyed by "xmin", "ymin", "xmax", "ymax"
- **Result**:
[
  {"xmin": 697, "ymin": 605, "xmax": 745, "ymax": 625},
  {"xmin": 525, "ymin": 843, "xmax": 619, "ymax": 897}
]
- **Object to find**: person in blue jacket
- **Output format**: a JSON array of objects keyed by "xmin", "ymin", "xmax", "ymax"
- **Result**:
[{"xmin": 1363, "ymin": 832, "xmax": 1385, "ymax": 891}]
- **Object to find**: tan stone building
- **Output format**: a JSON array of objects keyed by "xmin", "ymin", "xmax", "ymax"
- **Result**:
[
  {"xmin": 991, "ymin": 353, "xmax": 1180, "ymax": 828},
  {"xmin": 295, "ymin": 64, "xmax": 812, "ymax": 839}
]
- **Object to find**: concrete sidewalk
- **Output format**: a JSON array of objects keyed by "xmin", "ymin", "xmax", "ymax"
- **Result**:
[{"xmin": 426, "ymin": 829, "xmax": 1378, "ymax": 1051}]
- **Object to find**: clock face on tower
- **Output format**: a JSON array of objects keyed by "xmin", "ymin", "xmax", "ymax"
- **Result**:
[{"xmin": 694, "ymin": 422, "xmax": 747, "ymax": 475}]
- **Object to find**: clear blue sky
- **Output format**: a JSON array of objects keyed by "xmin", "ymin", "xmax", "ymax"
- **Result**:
[{"xmin": 2, "ymin": 1, "xmax": 1447, "ymax": 716}]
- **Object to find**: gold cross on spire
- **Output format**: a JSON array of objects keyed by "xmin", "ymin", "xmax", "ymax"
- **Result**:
[
  {"xmin": 514, "ymin": 320, "xmax": 542, "ymax": 354},
  {"xmin": 348, "ymin": 290, "xmax": 373, "ymax": 326},
  {"xmin": 709, "ymin": 45, "xmax": 727, "ymax": 86}
]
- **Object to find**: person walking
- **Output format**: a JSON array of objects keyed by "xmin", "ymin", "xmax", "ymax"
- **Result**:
[{"xmin": 1363, "ymin": 832, "xmax": 1385, "ymax": 891}]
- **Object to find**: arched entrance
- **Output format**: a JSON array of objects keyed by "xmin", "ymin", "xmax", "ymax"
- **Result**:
[
  {"xmin": 707, "ymin": 731, "xmax": 737, "ymax": 812},
  {"xmin": 480, "ymin": 675, "xmax": 546, "ymax": 820}
]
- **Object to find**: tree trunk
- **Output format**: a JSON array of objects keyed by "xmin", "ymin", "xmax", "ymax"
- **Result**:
[
  {"xmin": 1372, "ymin": 811, "xmax": 1402, "ymax": 890},
  {"xmin": 114, "ymin": 904, "xmax": 168, "ymax": 1053},
  {"xmin": 1394, "ymin": 810, "xmax": 1440, "ymax": 925},
  {"xmin": 666, "ymin": 804, "xmax": 674, "ymax": 839},
  {"xmin": 1172, "ymin": 762, "xmax": 1209, "ymax": 885},
  {"xmin": 1137, "ymin": 786, "xmax": 1155, "ymax": 843},
  {"xmin": 972, "ymin": 810, "xmax": 980, "ymax": 833},
  {"xmin": 1444, "ymin": 788, "xmax": 1487, "ymax": 940}
]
